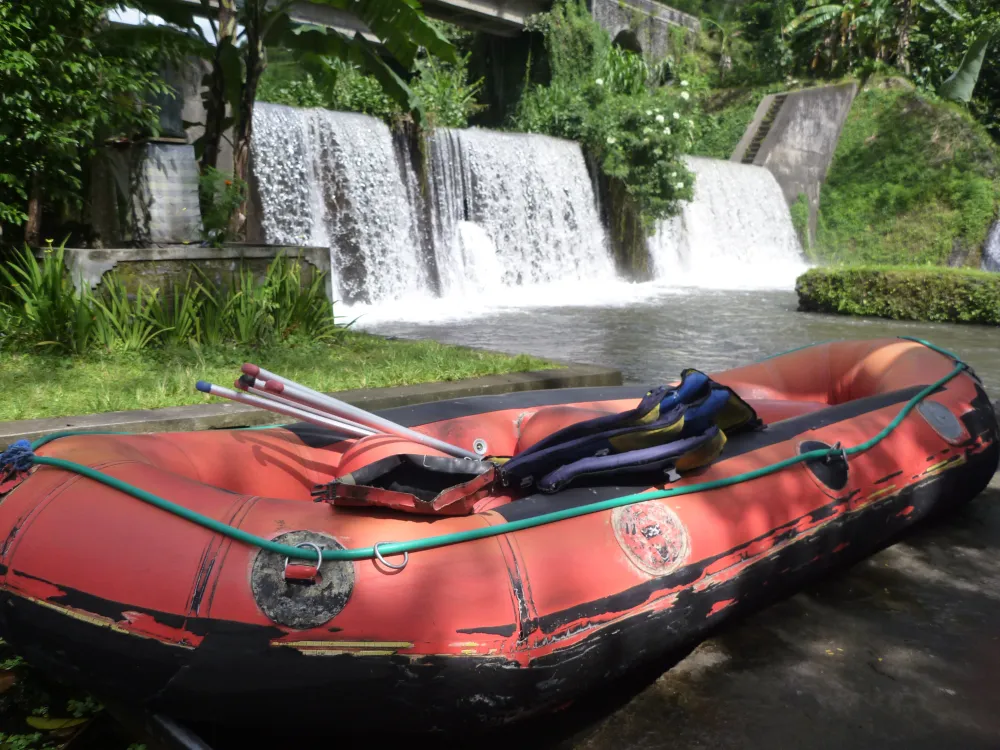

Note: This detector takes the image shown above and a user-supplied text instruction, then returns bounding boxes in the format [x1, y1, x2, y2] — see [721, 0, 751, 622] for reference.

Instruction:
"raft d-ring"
[373, 542, 409, 570]
[283, 542, 324, 583]
[823, 440, 847, 464]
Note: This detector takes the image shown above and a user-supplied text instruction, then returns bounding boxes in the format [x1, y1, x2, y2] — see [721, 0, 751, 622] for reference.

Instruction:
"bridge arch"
[612, 29, 643, 55]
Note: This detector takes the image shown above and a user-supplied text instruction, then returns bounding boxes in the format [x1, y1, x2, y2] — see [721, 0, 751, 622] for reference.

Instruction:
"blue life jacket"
[499, 370, 760, 493]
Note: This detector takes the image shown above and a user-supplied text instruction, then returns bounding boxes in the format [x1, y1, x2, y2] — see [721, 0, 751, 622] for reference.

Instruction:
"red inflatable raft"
[0, 338, 995, 732]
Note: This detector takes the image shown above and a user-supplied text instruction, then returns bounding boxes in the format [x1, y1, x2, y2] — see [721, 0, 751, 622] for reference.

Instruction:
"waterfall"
[425, 128, 615, 296]
[981, 221, 1000, 272]
[648, 156, 807, 290]
[251, 103, 429, 305]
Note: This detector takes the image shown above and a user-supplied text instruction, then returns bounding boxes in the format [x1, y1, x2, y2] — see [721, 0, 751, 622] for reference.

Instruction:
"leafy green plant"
[411, 53, 485, 128]
[0, 2, 171, 241]
[92, 276, 168, 353]
[600, 45, 650, 95]
[147, 273, 204, 347]
[512, 0, 697, 225]
[224, 265, 280, 346]
[199, 167, 248, 247]
[0, 243, 95, 355]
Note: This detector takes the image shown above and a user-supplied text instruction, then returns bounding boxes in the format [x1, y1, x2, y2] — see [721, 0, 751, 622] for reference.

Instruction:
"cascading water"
[425, 128, 615, 296]
[648, 156, 808, 289]
[981, 221, 1000, 272]
[251, 103, 429, 305]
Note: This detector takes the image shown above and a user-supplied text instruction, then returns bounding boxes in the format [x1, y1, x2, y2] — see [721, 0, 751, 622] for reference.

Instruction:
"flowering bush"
[513, 0, 699, 225]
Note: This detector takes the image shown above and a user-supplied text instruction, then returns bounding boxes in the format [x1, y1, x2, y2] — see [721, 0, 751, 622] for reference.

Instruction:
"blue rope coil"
[0, 440, 35, 476]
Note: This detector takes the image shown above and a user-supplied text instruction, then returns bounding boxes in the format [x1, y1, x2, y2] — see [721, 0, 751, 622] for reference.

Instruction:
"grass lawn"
[0, 333, 553, 422]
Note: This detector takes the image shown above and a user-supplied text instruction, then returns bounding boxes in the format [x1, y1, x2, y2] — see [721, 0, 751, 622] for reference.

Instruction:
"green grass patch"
[0, 334, 552, 422]
[815, 79, 1000, 266]
[796, 266, 1000, 324]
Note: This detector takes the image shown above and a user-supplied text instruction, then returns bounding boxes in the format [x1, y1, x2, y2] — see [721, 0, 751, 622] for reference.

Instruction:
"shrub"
[411, 53, 484, 128]
[511, 0, 698, 225]
[796, 266, 1000, 324]
[0, 243, 96, 354]
[199, 167, 248, 247]
[0, 246, 344, 354]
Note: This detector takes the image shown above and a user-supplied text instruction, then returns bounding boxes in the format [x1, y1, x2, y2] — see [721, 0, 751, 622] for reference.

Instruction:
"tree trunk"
[200, 0, 238, 172]
[897, 0, 912, 74]
[24, 174, 42, 247]
[229, 1, 266, 240]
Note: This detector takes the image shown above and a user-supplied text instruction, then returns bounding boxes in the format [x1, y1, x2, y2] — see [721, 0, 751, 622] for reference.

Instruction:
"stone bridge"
[170, 0, 699, 56]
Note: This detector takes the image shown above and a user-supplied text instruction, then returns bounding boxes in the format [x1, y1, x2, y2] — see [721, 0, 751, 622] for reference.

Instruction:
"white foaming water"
[251, 103, 428, 305]
[426, 128, 615, 295]
[649, 156, 808, 290]
[981, 221, 1000, 272]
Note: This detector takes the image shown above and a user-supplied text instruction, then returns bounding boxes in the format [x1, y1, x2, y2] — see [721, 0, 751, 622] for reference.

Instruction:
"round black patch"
[251, 531, 355, 630]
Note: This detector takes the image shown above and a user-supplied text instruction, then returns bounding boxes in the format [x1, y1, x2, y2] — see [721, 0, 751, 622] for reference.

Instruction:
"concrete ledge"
[0, 364, 622, 447]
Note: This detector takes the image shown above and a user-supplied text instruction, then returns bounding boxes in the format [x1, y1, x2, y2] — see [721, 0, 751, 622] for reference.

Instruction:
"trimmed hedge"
[796, 267, 1000, 325]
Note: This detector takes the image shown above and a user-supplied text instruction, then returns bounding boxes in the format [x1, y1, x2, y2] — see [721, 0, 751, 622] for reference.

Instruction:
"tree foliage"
[132, 0, 456, 237]
[0, 1, 170, 241]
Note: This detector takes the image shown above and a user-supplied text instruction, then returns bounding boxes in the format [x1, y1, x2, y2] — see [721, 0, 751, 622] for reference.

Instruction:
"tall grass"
[0, 247, 345, 355]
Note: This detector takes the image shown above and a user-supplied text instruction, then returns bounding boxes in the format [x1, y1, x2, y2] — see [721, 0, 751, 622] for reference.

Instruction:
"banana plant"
[127, 0, 456, 237]
[938, 21, 997, 103]
[785, 0, 961, 73]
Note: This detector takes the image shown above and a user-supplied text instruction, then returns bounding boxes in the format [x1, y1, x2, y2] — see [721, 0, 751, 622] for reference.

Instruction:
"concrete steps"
[741, 94, 787, 164]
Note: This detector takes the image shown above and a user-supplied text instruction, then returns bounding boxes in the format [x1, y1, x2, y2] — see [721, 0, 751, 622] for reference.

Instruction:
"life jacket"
[498, 369, 759, 493]
[313, 370, 759, 515]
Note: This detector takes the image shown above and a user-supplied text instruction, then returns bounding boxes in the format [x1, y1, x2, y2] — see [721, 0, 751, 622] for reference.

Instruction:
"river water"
[361, 288, 1000, 397]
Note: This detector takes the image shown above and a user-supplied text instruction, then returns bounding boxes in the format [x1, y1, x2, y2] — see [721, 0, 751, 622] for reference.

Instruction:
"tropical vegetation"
[796, 265, 1000, 324]
[0, 1, 171, 247]
[0, 243, 549, 420]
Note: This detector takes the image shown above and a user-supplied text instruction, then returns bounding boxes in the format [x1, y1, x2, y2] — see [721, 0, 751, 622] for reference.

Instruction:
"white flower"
[675, 182, 685, 190]
[655, 114, 665, 123]
[673, 112, 680, 120]
[646, 110, 653, 116]
[595, 78, 604, 86]
[671, 171, 677, 177]
[606, 135, 616, 144]
[680, 91, 690, 101]
[681, 80, 689, 87]
[664, 127, 671, 135]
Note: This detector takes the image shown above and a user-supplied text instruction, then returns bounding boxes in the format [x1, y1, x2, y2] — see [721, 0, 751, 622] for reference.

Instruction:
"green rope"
[23, 336, 967, 564]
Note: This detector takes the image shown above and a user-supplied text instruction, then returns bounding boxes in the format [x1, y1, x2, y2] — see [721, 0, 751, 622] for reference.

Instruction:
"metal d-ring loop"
[284, 542, 324, 578]
[826, 441, 848, 465]
[373, 541, 409, 570]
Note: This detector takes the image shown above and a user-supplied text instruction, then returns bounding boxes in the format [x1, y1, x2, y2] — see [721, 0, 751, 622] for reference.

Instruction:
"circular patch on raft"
[612, 502, 690, 577]
[251, 531, 355, 630]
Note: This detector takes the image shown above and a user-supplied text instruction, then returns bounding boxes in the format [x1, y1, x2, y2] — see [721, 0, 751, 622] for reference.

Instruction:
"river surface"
[361, 288, 1000, 396]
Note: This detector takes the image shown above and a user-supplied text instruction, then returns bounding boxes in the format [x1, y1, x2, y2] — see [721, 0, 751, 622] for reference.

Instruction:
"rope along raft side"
[1, 337, 972, 564]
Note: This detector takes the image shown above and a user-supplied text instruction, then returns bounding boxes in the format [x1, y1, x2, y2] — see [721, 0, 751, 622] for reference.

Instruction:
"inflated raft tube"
[0, 338, 995, 732]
